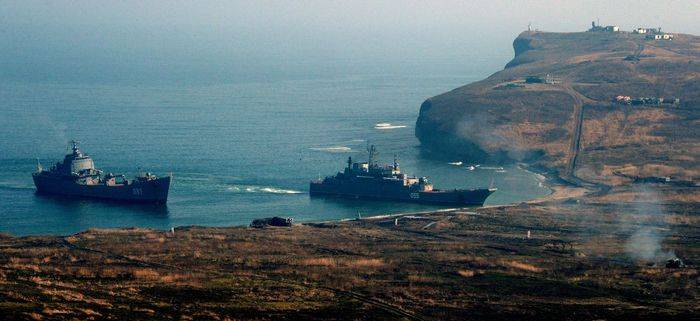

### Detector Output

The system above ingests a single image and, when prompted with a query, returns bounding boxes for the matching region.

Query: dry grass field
[1,185,697,320]
[416,30,700,184]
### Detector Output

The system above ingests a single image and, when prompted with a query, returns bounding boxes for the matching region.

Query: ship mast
[69,140,81,156]
[367,144,377,167]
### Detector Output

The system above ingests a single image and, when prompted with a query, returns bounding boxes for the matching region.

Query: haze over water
[4,1,697,236]
[1,69,553,236]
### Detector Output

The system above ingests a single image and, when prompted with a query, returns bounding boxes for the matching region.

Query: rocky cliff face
[415,30,700,184]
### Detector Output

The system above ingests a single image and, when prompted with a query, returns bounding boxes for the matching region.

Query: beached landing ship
[310,145,496,205]
[33,141,170,203]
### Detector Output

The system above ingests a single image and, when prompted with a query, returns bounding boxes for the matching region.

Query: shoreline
[345,161,591,224]
[3,161,558,238]
[517,163,594,203]
[2,177,695,320]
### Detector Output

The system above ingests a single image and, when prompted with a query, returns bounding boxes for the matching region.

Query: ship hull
[33,174,170,204]
[309,181,494,206]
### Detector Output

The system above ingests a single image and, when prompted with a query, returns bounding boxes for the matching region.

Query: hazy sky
[1,1,699,83]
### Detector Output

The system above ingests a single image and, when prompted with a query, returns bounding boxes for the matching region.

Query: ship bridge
[57,141,96,176]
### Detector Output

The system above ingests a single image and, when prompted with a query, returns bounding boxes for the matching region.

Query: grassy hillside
[1,185,698,320]
[416,30,700,185]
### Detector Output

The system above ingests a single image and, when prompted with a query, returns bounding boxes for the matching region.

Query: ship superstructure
[310,145,495,205]
[32,141,170,203]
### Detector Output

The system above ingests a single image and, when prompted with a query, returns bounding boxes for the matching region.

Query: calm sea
[0,68,549,236]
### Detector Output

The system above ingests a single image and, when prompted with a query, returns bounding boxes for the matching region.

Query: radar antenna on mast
[366,144,377,167]
[68,140,82,156]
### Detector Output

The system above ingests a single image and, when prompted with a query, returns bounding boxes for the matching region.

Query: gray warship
[33,141,170,203]
[310,145,496,206]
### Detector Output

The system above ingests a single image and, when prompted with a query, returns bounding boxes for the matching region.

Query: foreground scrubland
[1,184,697,320]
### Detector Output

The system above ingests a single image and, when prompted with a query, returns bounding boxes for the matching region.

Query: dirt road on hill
[562,84,587,181]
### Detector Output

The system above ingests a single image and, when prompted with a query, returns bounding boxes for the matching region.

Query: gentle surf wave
[374,123,407,130]
[175,176,213,182]
[0,181,34,191]
[309,146,352,153]
[176,173,242,182]
[227,185,303,194]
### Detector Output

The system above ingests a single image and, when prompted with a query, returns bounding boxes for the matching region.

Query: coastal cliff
[416,30,700,185]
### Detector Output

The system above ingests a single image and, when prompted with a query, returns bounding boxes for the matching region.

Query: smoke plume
[622,185,675,262]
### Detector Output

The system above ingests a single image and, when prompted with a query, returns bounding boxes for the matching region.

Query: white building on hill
[646,33,674,40]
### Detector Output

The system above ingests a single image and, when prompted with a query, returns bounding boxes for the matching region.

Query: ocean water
[0,72,549,236]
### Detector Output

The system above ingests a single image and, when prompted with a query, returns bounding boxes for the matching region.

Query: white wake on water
[309,146,353,153]
[227,185,303,194]
[374,122,407,130]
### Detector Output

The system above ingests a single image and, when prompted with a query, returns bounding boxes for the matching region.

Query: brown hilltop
[416,30,700,185]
